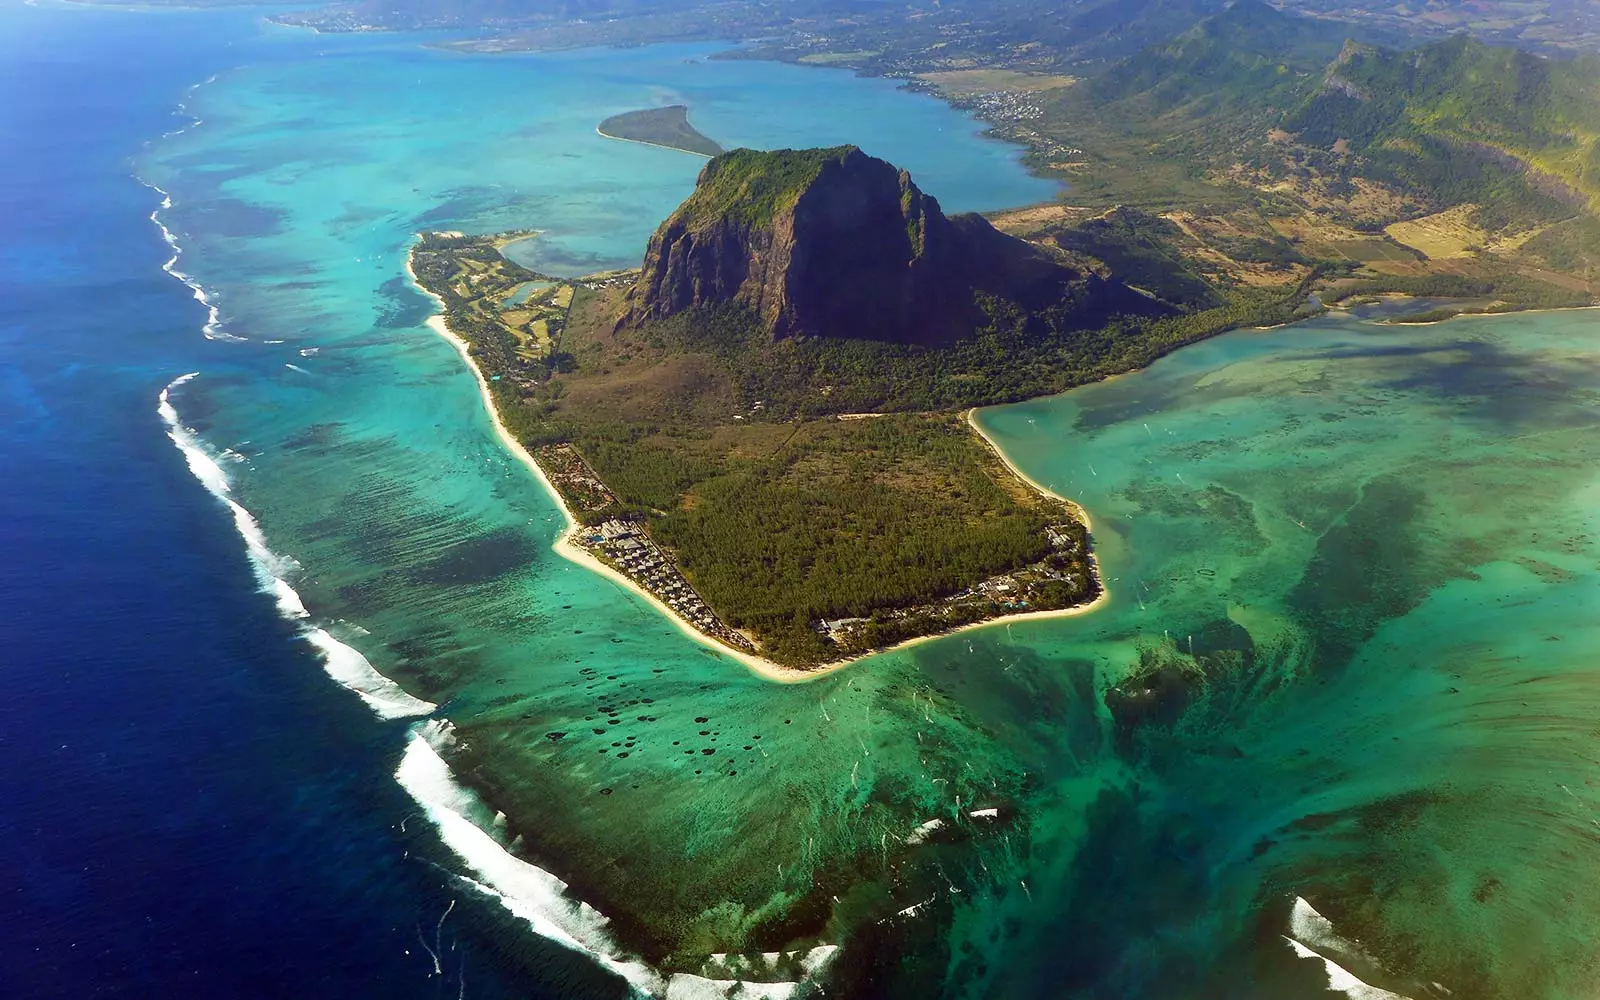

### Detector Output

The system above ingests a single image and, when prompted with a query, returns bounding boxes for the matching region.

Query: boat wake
[158,373,434,719]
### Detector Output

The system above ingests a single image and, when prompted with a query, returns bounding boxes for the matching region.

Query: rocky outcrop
[624,145,1115,346]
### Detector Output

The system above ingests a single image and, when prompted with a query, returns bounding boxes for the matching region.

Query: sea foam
[142,181,245,342]
[395,722,662,993]
[158,373,435,720]
[1283,897,1416,1000]
[304,628,435,720]
[396,721,835,999]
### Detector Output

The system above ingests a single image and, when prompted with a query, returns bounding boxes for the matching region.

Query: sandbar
[594,126,717,158]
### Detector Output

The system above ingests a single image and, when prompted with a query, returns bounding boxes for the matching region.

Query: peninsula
[597,105,723,157]
[415,6,1600,669]
[410,146,1141,669]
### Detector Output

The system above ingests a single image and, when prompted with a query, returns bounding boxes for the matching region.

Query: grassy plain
[915,69,1078,97]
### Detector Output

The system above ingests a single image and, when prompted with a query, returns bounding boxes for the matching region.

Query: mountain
[624,146,1130,345]
[1089,0,1348,115]
[1287,34,1600,216]
[1046,0,1229,66]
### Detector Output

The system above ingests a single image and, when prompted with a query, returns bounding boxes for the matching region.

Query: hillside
[1080,6,1600,230]
[412,18,1600,666]
[972,0,1600,320]
[414,246,1103,665]
[412,146,1310,664]
[625,145,1139,345]
[1287,35,1600,220]
[1089,0,1344,116]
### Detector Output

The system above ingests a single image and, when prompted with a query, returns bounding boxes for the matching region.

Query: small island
[597,105,724,157]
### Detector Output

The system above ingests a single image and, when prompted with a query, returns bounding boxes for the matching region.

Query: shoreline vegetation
[407,234,1110,680]
[596,105,723,158]
[267,0,1600,331]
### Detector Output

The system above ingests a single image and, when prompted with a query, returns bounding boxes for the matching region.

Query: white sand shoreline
[1324,291,1600,326]
[408,237,1108,684]
[1378,302,1600,326]
[594,126,717,159]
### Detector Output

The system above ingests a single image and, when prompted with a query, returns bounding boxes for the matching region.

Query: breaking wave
[158,373,434,720]
[396,721,662,994]
[1283,897,1419,1000]
[142,181,244,342]
[396,721,836,998]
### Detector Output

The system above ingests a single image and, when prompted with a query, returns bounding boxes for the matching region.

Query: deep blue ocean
[0,6,591,997]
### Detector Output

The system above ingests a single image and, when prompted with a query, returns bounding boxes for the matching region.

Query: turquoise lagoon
[144,18,1600,1000]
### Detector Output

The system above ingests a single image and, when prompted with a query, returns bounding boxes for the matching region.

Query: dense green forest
[1088,0,1344,115]
[647,416,1084,663]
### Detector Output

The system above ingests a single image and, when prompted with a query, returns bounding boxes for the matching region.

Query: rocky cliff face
[624,145,1108,345]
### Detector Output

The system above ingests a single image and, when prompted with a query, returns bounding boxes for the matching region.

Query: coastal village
[412,231,767,656]
[817,519,1092,653]
[583,518,758,653]
[534,444,759,654]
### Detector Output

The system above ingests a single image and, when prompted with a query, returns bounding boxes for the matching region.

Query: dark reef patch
[403,527,540,587]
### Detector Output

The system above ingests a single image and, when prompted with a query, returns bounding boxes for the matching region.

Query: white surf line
[396,724,664,993]
[398,720,841,999]
[1283,897,1419,1000]
[158,374,435,720]
[138,179,244,342]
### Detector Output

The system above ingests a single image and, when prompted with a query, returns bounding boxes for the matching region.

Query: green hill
[1090,0,1343,116]
[1061,4,1600,232]
[674,146,851,228]
[1287,35,1600,221]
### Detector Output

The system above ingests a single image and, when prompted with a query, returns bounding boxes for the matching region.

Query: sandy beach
[594,126,716,158]
[409,238,1109,684]
[965,408,1098,531]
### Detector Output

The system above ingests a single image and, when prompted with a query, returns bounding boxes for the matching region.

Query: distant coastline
[406,236,1108,683]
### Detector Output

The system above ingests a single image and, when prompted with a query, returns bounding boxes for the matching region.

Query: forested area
[467,267,1308,658]
[621,274,1316,420]
[452,281,1103,664]
[643,415,1077,662]
[1283,35,1600,229]
[1336,270,1593,312]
